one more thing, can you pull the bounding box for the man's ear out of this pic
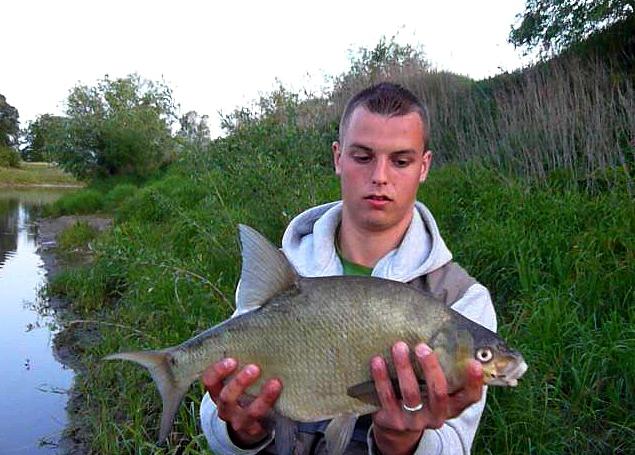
[419,150,433,183]
[332,141,342,176]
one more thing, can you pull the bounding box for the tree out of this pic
[510,0,635,55]
[177,110,211,148]
[22,114,69,162]
[58,74,177,179]
[0,93,19,148]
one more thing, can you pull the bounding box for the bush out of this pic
[0,145,20,168]
[50,189,104,215]
[104,183,137,211]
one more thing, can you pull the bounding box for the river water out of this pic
[0,189,76,453]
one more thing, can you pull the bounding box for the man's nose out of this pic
[371,157,389,185]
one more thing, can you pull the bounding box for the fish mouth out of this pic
[485,357,528,387]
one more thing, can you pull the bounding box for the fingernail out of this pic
[415,343,432,358]
[393,341,409,355]
[371,356,384,371]
[223,358,236,369]
[245,364,259,376]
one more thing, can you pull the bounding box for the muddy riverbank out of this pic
[36,215,112,454]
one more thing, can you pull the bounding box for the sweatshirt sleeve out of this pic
[200,391,274,455]
[367,283,497,455]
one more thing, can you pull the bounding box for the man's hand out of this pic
[371,342,484,455]
[202,359,282,448]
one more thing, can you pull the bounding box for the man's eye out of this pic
[393,159,410,168]
[353,155,371,163]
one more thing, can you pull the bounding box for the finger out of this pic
[202,358,237,401]
[391,342,422,411]
[415,343,448,429]
[371,356,399,411]
[448,360,484,417]
[218,364,260,412]
[245,378,283,421]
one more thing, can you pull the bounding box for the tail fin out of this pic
[105,349,191,442]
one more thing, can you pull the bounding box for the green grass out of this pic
[423,165,634,454]
[0,162,82,187]
[57,221,99,253]
[48,117,634,454]
[44,179,141,217]
[48,189,104,216]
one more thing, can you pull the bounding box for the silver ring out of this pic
[402,402,424,413]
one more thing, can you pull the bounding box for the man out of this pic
[199,83,496,454]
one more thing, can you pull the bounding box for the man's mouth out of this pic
[365,195,392,201]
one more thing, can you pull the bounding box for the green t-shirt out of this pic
[337,249,373,276]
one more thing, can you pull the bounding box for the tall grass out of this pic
[424,165,634,453]
[45,179,140,217]
[270,39,634,190]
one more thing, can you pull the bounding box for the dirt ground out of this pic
[37,215,113,281]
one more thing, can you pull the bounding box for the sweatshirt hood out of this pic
[281,201,453,282]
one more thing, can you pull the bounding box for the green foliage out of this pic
[49,189,104,216]
[335,35,429,92]
[0,144,21,167]
[54,74,177,180]
[104,183,138,211]
[0,93,19,148]
[57,221,98,252]
[22,114,69,162]
[510,0,635,55]
[423,165,634,453]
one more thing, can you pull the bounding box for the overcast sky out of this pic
[3,0,532,136]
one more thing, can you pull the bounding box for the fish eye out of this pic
[476,347,493,363]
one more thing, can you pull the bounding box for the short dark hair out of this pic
[338,82,430,151]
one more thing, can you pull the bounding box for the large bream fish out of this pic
[107,225,527,453]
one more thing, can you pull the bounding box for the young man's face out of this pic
[333,106,432,233]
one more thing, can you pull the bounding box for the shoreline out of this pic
[36,215,113,454]
[1,183,84,189]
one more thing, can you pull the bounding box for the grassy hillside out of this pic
[0,162,82,187]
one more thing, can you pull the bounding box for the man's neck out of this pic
[338,212,413,269]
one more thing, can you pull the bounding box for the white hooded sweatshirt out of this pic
[200,201,497,454]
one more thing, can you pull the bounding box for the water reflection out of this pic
[0,188,76,452]
[0,198,19,266]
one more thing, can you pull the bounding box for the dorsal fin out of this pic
[236,224,298,312]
